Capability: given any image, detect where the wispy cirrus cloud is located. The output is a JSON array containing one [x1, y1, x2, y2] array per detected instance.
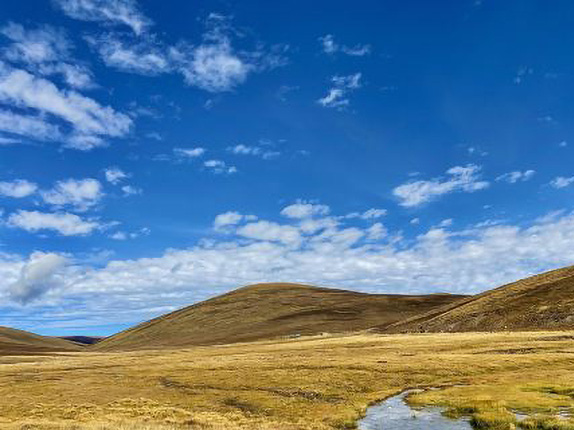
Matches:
[[393, 164, 489, 207], [1, 22, 95, 89], [0, 62, 131, 149], [204, 159, 237, 174], [550, 176, 574, 189], [319, 34, 371, 56], [53, 0, 152, 35], [317, 73, 362, 110], [496, 170, 536, 184], [227, 143, 280, 160]]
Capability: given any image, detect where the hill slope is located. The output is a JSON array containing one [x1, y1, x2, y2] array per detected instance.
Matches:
[[95, 283, 465, 351], [0, 327, 83, 355], [387, 265, 574, 333]]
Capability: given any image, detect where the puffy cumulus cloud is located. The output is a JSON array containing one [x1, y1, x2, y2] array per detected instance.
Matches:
[[227, 144, 280, 160], [318, 34, 371, 56], [204, 159, 237, 174], [393, 164, 489, 207], [496, 170, 535, 183], [86, 14, 287, 93], [7, 210, 100, 236], [0, 63, 131, 149], [237, 220, 302, 246], [0, 23, 95, 90], [104, 167, 128, 185], [213, 211, 257, 230], [53, 0, 152, 35], [0, 179, 37, 198], [41, 178, 103, 211], [550, 176, 574, 189], [6, 207, 574, 329], [8, 252, 68, 304], [175, 38, 250, 93], [317, 73, 362, 110], [281, 201, 330, 219]]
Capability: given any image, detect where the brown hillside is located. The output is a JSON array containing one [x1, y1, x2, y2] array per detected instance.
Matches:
[[0, 326, 83, 355], [386, 265, 574, 333], [94, 283, 465, 351]]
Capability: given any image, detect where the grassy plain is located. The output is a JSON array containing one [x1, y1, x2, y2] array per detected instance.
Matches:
[[1, 331, 574, 429]]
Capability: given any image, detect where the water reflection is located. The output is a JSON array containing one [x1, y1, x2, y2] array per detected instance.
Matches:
[[358, 390, 472, 430]]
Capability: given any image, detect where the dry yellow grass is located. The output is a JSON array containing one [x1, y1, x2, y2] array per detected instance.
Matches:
[[2, 331, 574, 429]]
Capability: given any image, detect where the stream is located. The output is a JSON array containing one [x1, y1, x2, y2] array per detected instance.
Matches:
[[357, 389, 473, 430]]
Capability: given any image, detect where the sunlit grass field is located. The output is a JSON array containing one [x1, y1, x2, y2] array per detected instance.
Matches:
[[2, 332, 574, 429]]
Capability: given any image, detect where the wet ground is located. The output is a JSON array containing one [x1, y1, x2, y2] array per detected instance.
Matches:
[[358, 390, 473, 430]]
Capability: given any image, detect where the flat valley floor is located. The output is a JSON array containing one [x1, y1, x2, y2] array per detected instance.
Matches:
[[2, 332, 574, 430]]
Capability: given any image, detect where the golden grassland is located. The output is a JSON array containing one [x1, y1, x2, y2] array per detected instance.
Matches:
[[2, 331, 574, 429]]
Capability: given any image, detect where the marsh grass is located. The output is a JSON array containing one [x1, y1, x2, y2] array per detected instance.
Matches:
[[1, 332, 574, 429]]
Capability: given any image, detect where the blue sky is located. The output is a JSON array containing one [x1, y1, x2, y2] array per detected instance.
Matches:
[[2, 0, 574, 336]]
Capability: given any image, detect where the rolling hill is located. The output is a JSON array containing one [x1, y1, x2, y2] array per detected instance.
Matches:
[[94, 282, 465, 351], [387, 265, 574, 333], [0, 326, 83, 355]]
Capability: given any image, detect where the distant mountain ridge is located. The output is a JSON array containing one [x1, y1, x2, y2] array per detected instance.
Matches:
[[386, 265, 574, 333], [5, 264, 574, 354], [93, 283, 465, 351], [0, 326, 83, 355]]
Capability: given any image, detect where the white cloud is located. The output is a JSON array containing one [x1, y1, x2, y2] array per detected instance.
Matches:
[[1, 23, 95, 90], [104, 167, 128, 185], [86, 14, 286, 93], [1, 22, 70, 64], [7, 210, 100, 236], [496, 170, 535, 183], [121, 185, 141, 196], [227, 144, 280, 159], [344, 208, 387, 220], [550, 176, 574, 189], [0, 135, 20, 145], [213, 211, 257, 230], [85, 34, 170, 75], [8, 252, 68, 304], [0, 109, 62, 142], [0, 179, 37, 198], [41, 178, 103, 211], [237, 220, 301, 246], [204, 159, 237, 174], [0, 63, 131, 148], [176, 39, 250, 93], [318, 73, 362, 110], [319, 34, 371, 56], [7, 207, 574, 328], [174, 147, 206, 158], [393, 164, 490, 207], [281, 202, 330, 219], [53, 0, 152, 35], [109, 227, 149, 240]]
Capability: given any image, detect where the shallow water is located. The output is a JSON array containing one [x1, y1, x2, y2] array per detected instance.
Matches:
[[358, 390, 473, 430]]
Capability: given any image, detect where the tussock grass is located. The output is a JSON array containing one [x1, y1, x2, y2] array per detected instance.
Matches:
[[1, 331, 574, 429]]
